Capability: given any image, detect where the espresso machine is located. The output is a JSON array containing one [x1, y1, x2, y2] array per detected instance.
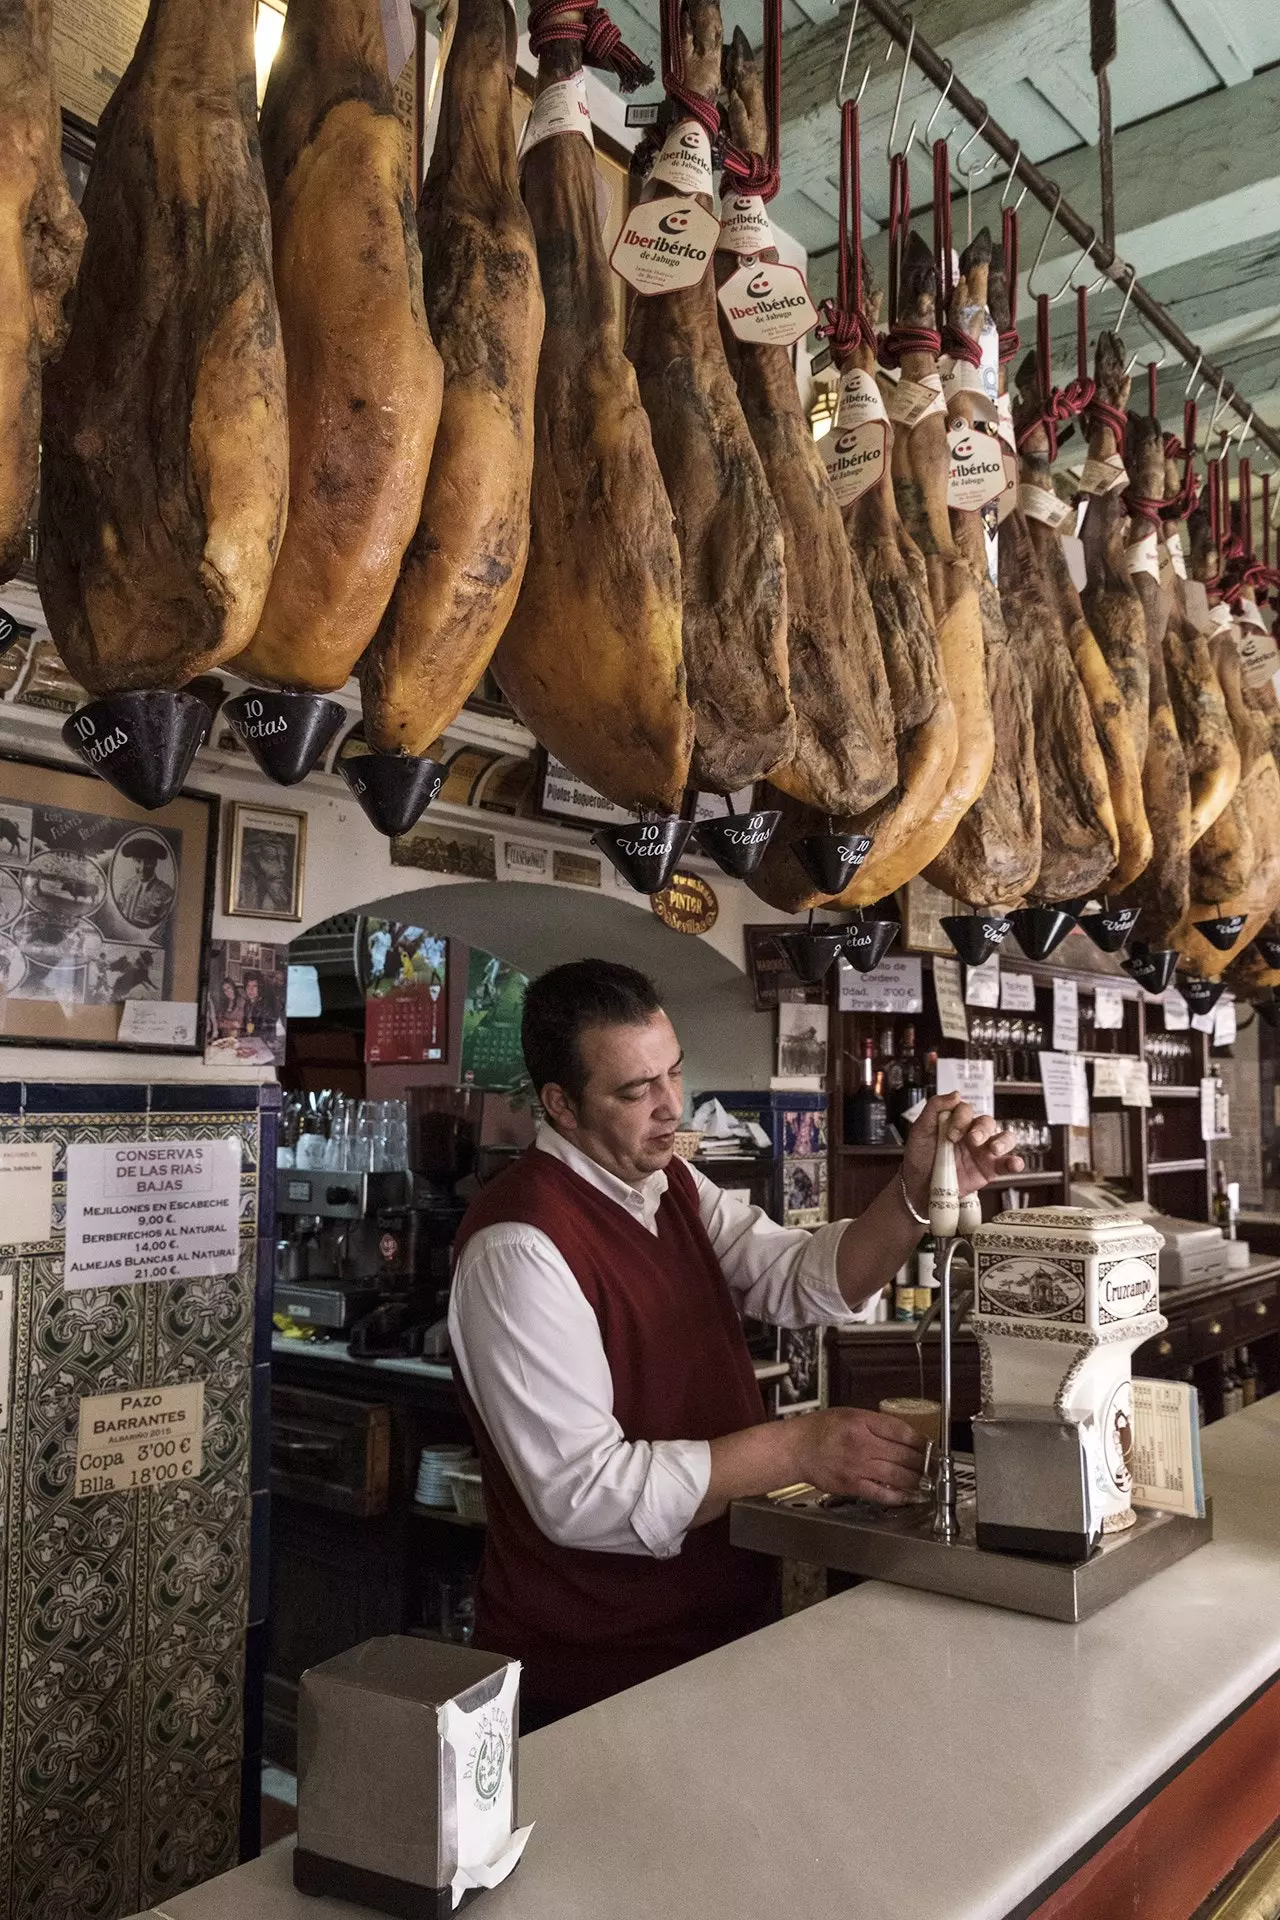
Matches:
[[273, 1089, 483, 1349], [730, 1135, 1212, 1622]]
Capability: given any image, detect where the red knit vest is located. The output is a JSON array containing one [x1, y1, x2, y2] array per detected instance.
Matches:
[[452, 1148, 778, 1718]]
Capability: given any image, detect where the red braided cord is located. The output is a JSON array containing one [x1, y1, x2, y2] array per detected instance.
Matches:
[[999, 207, 1020, 363], [886, 151, 909, 329], [931, 141, 981, 366], [1241, 458, 1254, 562], [721, 0, 781, 200], [1126, 496, 1164, 527], [817, 100, 877, 364], [528, 0, 653, 91], [1147, 361, 1158, 421], [878, 326, 943, 370], [1161, 399, 1200, 519], [1014, 294, 1094, 459], [1208, 458, 1223, 548], [658, 0, 718, 137], [1086, 396, 1128, 452], [1076, 287, 1089, 385], [1265, 475, 1273, 572]]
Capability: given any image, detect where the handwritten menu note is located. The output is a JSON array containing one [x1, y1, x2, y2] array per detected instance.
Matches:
[[1093, 984, 1124, 1031], [935, 1057, 996, 1118], [837, 955, 923, 1014], [1130, 1379, 1205, 1518], [1000, 971, 1036, 1011], [933, 957, 969, 1041], [966, 956, 1000, 1007], [1040, 1052, 1089, 1127], [1053, 977, 1079, 1052]]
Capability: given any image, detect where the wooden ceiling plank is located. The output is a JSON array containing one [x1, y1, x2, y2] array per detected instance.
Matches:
[[1162, 0, 1253, 87]]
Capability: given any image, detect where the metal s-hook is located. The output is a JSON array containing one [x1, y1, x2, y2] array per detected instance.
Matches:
[[1000, 144, 1028, 212], [925, 61, 955, 141], [1183, 348, 1203, 399], [954, 110, 988, 173], [1231, 410, 1254, 453], [1125, 339, 1167, 378], [836, 0, 871, 108], [1048, 229, 1106, 303], [884, 18, 917, 161], [1207, 372, 1229, 440], [1026, 186, 1065, 297], [1114, 261, 1137, 332]]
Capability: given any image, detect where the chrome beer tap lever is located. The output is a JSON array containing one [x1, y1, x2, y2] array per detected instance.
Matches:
[[928, 1133, 980, 1544]]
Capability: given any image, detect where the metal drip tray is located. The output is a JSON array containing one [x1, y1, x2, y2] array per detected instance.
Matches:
[[731, 1460, 1212, 1623]]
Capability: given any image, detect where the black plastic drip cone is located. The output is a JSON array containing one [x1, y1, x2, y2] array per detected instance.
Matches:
[[1009, 905, 1078, 961], [772, 928, 846, 985], [1055, 896, 1094, 920], [694, 809, 780, 877], [1077, 905, 1140, 954], [1253, 935, 1280, 969], [62, 691, 210, 810], [941, 914, 1012, 967], [792, 830, 873, 898], [1121, 944, 1179, 995], [840, 918, 899, 973], [1177, 973, 1226, 1016], [1197, 913, 1248, 953], [340, 754, 446, 836], [593, 817, 693, 894], [224, 689, 347, 785]]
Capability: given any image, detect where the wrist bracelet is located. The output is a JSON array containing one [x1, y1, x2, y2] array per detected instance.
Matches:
[[899, 1170, 930, 1229]]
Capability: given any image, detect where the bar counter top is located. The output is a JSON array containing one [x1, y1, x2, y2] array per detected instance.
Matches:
[[134, 1398, 1280, 1920]]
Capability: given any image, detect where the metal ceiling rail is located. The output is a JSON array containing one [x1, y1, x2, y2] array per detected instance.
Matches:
[[853, 0, 1280, 466]]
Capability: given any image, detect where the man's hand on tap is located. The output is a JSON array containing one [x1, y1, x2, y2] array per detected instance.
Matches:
[[902, 1092, 1025, 1218]]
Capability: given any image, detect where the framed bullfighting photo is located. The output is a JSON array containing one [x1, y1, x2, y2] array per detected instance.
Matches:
[[0, 754, 215, 1050]]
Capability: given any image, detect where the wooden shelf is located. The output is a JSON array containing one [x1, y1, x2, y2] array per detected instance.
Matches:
[[839, 1144, 905, 1157], [994, 1080, 1044, 1093], [1149, 1158, 1208, 1175], [410, 1501, 485, 1529], [995, 1170, 1064, 1187], [1150, 1086, 1199, 1100]]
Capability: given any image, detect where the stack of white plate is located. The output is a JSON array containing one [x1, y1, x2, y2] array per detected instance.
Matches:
[[416, 1443, 475, 1507]]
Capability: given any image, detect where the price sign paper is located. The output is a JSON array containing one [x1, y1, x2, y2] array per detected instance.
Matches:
[[1121, 1058, 1152, 1108], [0, 1142, 54, 1245], [1000, 971, 1036, 1011], [1093, 984, 1124, 1031], [75, 1382, 204, 1498], [933, 957, 969, 1041], [966, 955, 1000, 1006], [1213, 997, 1237, 1047], [1092, 1056, 1128, 1101], [64, 1138, 241, 1290], [1161, 989, 1190, 1031], [836, 955, 922, 1014], [1040, 1052, 1089, 1127], [935, 1056, 995, 1118], [1053, 977, 1080, 1052]]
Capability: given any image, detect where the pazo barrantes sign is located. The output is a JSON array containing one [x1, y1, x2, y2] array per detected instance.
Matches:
[[651, 871, 718, 936]]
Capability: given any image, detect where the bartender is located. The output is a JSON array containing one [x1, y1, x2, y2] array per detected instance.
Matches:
[[450, 960, 1024, 1724]]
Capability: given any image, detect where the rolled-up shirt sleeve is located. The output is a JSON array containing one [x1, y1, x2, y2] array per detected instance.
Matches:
[[692, 1167, 867, 1328], [448, 1224, 711, 1560]]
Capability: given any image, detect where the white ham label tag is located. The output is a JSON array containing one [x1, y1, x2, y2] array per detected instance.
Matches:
[[1061, 533, 1088, 592], [1125, 530, 1161, 581], [648, 119, 713, 196], [1078, 451, 1129, 496], [881, 372, 945, 429], [518, 72, 594, 160], [1167, 535, 1187, 579], [1020, 483, 1074, 531], [822, 370, 889, 504], [1238, 598, 1269, 632], [941, 315, 1000, 419], [716, 192, 773, 256], [947, 423, 1007, 511], [1208, 601, 1236, 637], [611, 196, 719, 295], [380, 0, 414, 81], [717, 261, 818, 346], [1236, 621, 1280, 688], [996, 392, 1017, 452]]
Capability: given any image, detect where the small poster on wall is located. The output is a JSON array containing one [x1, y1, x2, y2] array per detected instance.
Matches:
[[363, 921, 448, 1065], [776, 1002, 828, 1081], [204, 940, 288, 1067], [461, 950, 530, 1091]]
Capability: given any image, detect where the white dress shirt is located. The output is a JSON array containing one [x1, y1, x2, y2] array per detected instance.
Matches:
[[449, 1125, 863, 1563]]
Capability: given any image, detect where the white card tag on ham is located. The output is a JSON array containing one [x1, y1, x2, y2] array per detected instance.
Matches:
[[946, 421, 1005, 510], [1020, 483, 1074, 531], [1167, 535, 1187, 579], [1061, 533, 1088, 592], [611, 196, 719, 294], [1078, 451, 1129, 496], [1125, 529, 1161, 580], [1238, 599, 1268, 632], [881, 372, 945, 428], [717, 261, 818, 346], [996, 393, 1017, 452], [648, 119, 714, 196], [821, 369, 888, 505], [1208, 601, 1236, 637], [716, 192, 773, 255], [380, 0, 414, 81], [1236, 621, 1280, 688], [518, 72, 594, 161]]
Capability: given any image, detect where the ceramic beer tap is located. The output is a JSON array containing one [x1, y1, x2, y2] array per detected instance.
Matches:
[[929, 1134, 980, 1545]]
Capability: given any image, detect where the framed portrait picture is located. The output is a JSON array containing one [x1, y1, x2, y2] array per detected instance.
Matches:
[[224, 802, 306, 921], [0, 752, 215, 1050], [899, 878, 959, 956]]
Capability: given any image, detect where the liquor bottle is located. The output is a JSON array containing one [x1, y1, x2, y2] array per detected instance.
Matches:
[[894, 1266, 918, 1323], [1221, 1351, 1244, 1417], [916, 1233, 937, 1289], [1212, 1160, 1231, 1233], [845, 1038, 887, 1146], [901, 1023, 925, 1111], [1239, 1346, 1259, 1408], [878, 1027, 908, 1139], [925, 1049, 939, 1098]]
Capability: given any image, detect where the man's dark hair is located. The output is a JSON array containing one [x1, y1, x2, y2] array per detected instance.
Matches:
[[522, 960, 662, 1103]]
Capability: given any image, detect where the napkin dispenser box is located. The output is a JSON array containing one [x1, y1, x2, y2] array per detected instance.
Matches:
[[294, 1635, 522, 1918], [972, 1410, 1102, 1562]]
